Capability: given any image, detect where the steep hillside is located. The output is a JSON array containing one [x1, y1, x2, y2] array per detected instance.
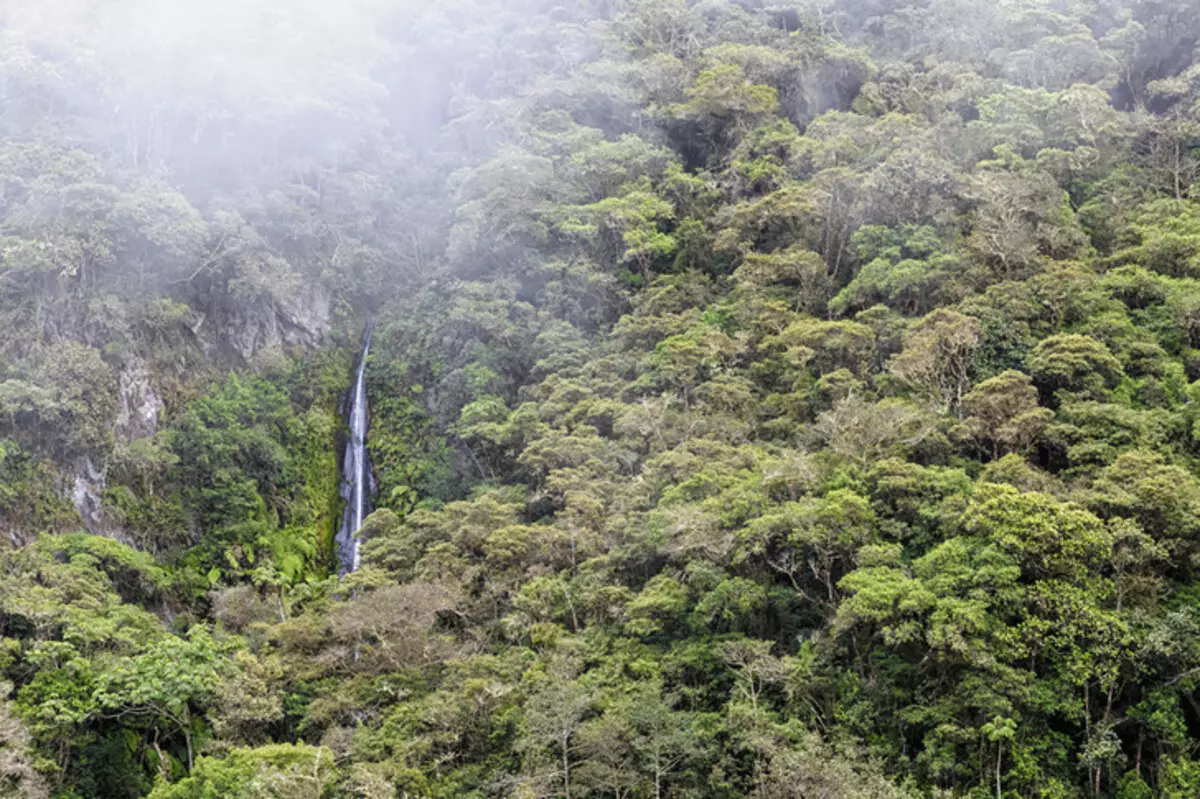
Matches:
[[3, 0, 1200, 797]]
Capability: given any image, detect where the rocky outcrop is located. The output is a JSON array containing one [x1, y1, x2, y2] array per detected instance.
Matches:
[[68, 284, 331, 545], [72, 357, 164, 544], [115, 358, 164, 442], [223, 285, 332, 364], [70, 456, 134, 545], [71, 457, 105, 534]]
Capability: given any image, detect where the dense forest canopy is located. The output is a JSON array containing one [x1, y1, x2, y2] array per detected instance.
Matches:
[[2, 0, 1200, 796]]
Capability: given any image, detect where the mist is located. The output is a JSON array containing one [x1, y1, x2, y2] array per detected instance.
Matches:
[[0, 0, 1199, 796]]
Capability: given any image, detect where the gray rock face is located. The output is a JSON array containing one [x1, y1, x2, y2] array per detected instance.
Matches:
[[279, 285, 332, 346], [227, 286, 332, 363], [71, 357, 162, 544], [67, 283, 331, 547], [115, 359, 164, 441], [71, 458, 105, 532], [71, 456, 134, 545]]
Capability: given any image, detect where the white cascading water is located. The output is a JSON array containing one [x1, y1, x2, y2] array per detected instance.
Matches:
[[337, 324, 373, 574]]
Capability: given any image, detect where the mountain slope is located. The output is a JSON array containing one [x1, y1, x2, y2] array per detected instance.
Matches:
[[3, 0, 1200, 797]]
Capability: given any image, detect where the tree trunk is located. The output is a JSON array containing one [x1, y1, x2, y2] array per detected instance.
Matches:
[[1175, 136, 1184, 200], [562, 730, 571, 799], [183, 705, 194, 771], [995, 743, 1002, 799]]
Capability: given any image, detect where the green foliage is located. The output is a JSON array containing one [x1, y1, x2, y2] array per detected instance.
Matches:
[[365, 355, 454, 516], [1027, 333, 1126, 401], [832, 225, 967, 316], [146, 743, 337, 799], [0, 442, 79, 537], [160, 369, 342, 582], [9, 0, 1200, 797], [0, 342, 116, 459]]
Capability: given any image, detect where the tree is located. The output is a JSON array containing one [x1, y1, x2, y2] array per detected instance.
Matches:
[[0, 686, 48, 799], [579, 680, 707, 799], [1026, 333, 1125, 402], [831, 225, 963, 317], [518, 656, 595, 799], [965, 161, 1089, 277], [1086, 449, 1200, 554], [814, 395, 941, 465], [207, 651, 284, 747], [739, 489, 875, 608], [962, 484, 1112, 582], [93, 627, 225, 771], [888, 309, 983, 413], [733, 245, 832, 315], [0, 342, 116, 459], [766, 317, 876, 377], [327, 581, 459, 674], [960, 370, 1052, 457], [558, 178, 679, 281], [146, 744, 337, 799], [668, 65, 780, 163], [1143, 66, 1200, 199], [981, 715, 1016, 799]]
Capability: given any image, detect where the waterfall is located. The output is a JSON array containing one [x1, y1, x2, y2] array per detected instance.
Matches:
[[336, 323, 374, 574]]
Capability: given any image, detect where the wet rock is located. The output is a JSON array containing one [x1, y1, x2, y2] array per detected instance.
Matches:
[[115, 359, 163, 442], [70, 457, 133, 545], [225, 285, 332, 363]]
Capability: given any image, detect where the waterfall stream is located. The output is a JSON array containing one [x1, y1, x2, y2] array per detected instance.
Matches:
[[336, 323, 373, 574]]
